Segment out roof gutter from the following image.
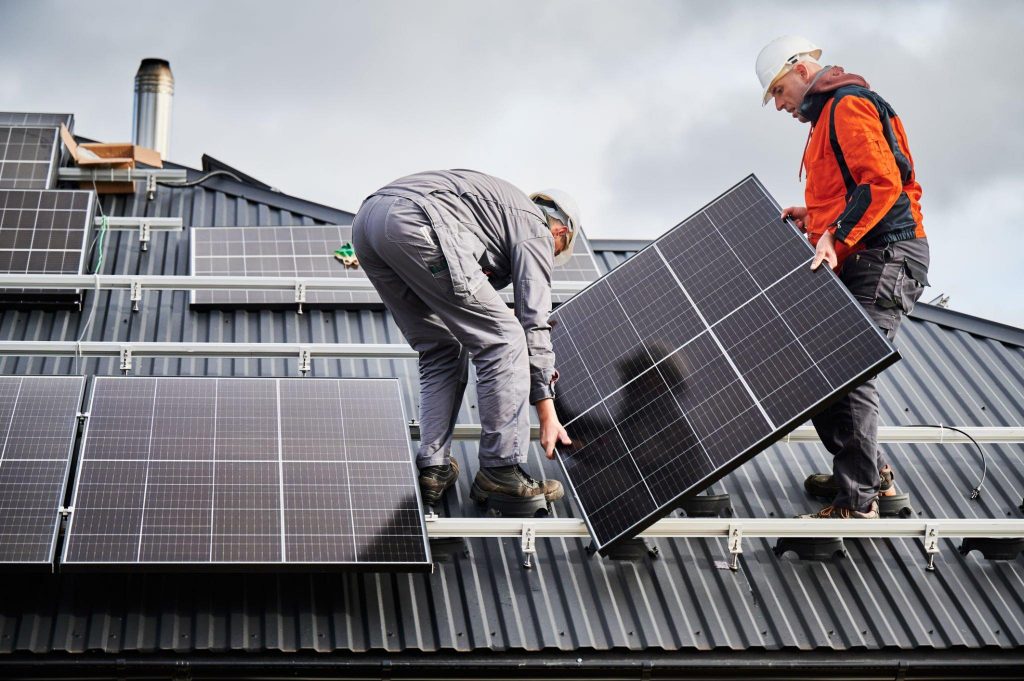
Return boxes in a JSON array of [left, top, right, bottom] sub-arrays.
[[1, 650, 1022, 680]]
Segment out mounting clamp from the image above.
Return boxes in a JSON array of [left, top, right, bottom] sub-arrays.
[[923, 523, 940, 572], [294, 281, 307, 314], [521, 523, 537, 569], [298, 348, 312, 375], [119, 346, 132, 374], [145, 174, 157, 201], [130, 280, 143, 312], [727, 523, 743, 571], [139, 221, 152, 252], [58, 506, 74, 517]]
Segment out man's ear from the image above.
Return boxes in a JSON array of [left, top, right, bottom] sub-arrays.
[[551, 222, 569, 237], [794, 62, 810, 82]]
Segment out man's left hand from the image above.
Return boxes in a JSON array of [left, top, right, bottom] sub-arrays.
[[811, 231, 838, 271]]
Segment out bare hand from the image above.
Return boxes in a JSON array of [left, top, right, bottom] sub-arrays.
[[811, 231, 838, 271], [536, 398, 572, 459], [781, 206, 808, 233]]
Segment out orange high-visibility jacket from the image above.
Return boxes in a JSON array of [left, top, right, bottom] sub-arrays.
[[800, 74, 926, 258]]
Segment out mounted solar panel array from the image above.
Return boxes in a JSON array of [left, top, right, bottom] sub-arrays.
[[0, 376, 84, 566], [551, 175, 898, 553], [62, 377, 430, 570], [0, 189, 94, 307], [0, 126, 61, 190], [189, 223, 602, 309]]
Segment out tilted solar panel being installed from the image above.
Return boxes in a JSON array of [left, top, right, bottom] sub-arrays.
[[0, 112, 74, 129], [62, 377, 430, 571], [550, 175, 898, 553], [0, 376, 85, 566], [189, 223, 602, 309]]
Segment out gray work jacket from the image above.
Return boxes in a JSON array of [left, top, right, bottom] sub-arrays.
[[371, 169, 557, 403]]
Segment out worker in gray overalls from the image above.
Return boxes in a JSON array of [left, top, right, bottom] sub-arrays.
[[352, 170, 578, 507]]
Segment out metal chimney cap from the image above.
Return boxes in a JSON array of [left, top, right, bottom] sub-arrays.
[[135, 58, 174, 95]]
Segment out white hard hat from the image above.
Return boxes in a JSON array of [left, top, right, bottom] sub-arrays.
[[530, 188, 581, 266], [755, 35, 822, 105]]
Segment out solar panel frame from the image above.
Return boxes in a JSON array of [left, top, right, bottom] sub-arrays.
[[0, 112, 74, 129], [0, 125, 61, 190], [61, 376, 431, 572], [0, 375, 85, 568], [550, 175, 899, 554], [0, 188, 95, 307], [189, 223, 602, 309]]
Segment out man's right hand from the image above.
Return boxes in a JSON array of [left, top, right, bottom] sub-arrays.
[[781, 206, 808, 232], [536, 398, 572, 460]]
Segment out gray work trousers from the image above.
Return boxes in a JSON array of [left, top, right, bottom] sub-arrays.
[[351, 194, 531, 470], [813, 238, 930, 511]]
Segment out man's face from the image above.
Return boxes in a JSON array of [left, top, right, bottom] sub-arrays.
[[769, 66, 811, 123]]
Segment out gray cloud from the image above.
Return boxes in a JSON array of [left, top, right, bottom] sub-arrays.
[[0, 0, 1021, 325]]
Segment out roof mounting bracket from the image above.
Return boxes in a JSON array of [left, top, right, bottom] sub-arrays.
[[520, 523, 537, 569], [145, 173, 157, 201], [130, 280, 142, 312], [119, 346, 132, 374], [294, 281, 307, 315], [138, 221, 151, 251], [298, 348, 312, 375], [727, 523, 743, 571], [923, 523, 940, 572]]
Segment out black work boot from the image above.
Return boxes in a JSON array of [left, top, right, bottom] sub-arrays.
[[804, 466, 897, 500], [470, 464, 564, 504], [418, 458, 460, 506]]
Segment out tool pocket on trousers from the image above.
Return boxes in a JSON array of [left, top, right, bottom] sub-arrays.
[[433, 222, 488, 298], [875, 256, 926, 314], [840, 248, 886, 304]]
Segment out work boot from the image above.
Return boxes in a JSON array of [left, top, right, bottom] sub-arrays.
[[470, 464, 564, 504], [798, 500, 879, 519], [804, 466, 897, 499], [418, 458, 460, 506]]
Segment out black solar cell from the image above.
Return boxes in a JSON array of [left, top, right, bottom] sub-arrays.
[[551, 175, 898, 552]]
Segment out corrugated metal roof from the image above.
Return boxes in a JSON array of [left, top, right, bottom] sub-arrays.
[[1, 174, 1022, 673]]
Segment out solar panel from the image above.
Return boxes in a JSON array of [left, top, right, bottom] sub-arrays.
[[551, 175, 898, 553], [0, 126, 61, 190], [0, 376, 85, 565], [0, 188, 94, 307], [62, 377, 430, 570], [189, 224, 602, 308], [0, 112, 74, 129]]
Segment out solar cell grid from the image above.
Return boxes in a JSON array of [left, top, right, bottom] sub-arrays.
[[0, 126, 60, 190], [0, 376, 85, 565], [0, 112, 74, 128], [190, 223, 602, 308], [63, 377, 430, 570], [550, 175, 898, 552]]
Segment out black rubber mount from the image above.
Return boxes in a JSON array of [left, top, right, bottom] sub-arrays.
[[959, 537, 1024, 561], [602, 538, 660, 561], [878, 492, 914, 518], [480, 491, 550, 518], [677, 493, 733, 518], [773, 537, 848, 561]]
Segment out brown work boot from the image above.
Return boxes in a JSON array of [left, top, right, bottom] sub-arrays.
[[418, 457, 460, 506], [798, 501, 879, 519], [804, 467, 897, 499], [470, 464, 564, 504]]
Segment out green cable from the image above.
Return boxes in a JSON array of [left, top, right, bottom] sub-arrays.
[[94, 215, 108, 273]]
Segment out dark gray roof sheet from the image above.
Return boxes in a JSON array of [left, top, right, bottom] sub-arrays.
[[0, 175, 1022, 668]]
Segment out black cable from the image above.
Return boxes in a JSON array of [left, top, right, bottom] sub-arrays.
[[906, 423, 987, 500], [161, 169, 246, 188]]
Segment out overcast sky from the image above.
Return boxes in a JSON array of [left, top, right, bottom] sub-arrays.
[[2, 0, 1021, 326]]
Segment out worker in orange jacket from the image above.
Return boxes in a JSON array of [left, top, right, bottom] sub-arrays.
[[756, 36, 931, 519]]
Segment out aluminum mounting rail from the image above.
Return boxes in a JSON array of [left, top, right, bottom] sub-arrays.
[[58, 167, 189, 182], [424, 515, 1024, 569], [93, 216, 184, 251], [0, 274, 589, 297]]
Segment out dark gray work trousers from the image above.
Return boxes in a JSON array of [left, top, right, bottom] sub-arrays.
[[352, 194, 531, 471], [812, 237, 930, 511]]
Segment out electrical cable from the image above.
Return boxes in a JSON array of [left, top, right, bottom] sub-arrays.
[[73, 180, 108, 376], [906, 423, 987, 500], [161, 169, 245, 188]]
